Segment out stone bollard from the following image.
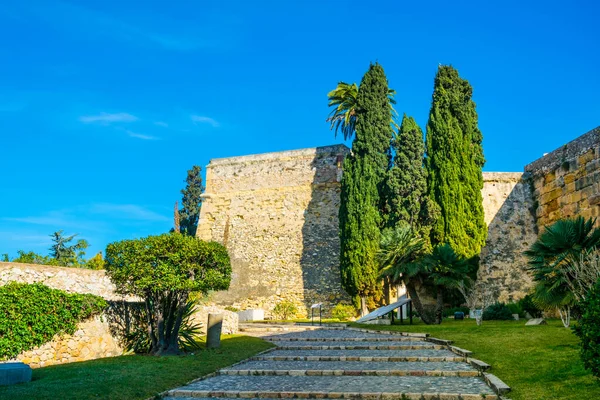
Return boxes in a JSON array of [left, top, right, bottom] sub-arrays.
[[206, 313, 223, 349]]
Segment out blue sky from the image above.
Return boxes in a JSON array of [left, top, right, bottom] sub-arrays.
[[0, 0, 598, 259]]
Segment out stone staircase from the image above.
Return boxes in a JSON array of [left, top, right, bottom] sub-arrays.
[[163, 326, 510, 400]]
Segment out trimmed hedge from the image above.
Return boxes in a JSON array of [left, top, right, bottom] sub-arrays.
[[0, 282, 107, 360], [482, 302, 514, 320]]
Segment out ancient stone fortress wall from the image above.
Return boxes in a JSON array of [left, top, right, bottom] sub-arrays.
[[197, 145, 351, 317], [478, 173, 538, 302], [525, 126, 600, 229]]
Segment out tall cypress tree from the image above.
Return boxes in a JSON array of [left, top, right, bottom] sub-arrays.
[[179, 165, 204, 236], [339, 63, 394, 314], [386, 114, 428, 229], [425, 65, 486, 258]]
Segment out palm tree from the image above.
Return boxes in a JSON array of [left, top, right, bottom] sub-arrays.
[[377, 225, 436, 324], [524, 216, 600, 327], [418, 244, 470, 324], [326, 81, 398, 140]]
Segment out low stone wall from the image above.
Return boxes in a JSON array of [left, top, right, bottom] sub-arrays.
[[14, 316, 122, 369], [192, 306, 239, 335], [0, 262, 125, 300]]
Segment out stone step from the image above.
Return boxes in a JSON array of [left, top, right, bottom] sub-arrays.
[[273, 341, 441, 350], [257, 348, 464, 362], [260, 329, 416, 341], [266, 336, 423, 342], [166, 375, 496, 399], [220, 360, 479, 377]]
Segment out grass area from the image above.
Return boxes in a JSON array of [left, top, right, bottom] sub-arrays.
[[0, 335, 273, 400], [251, 318, 343, 324], [351, 319, 600, 400]]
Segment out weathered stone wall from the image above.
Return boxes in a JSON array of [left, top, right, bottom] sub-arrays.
[[478, 173, 538, 302], [526, 126, 600, 229], [197, 145, 351, 317], [0, 262, 125, 300], [13, 316, 122, 368]]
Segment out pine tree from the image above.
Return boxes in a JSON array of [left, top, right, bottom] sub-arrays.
[[179, 166, 204, 236], [339, 63, 394, 314], [425, 65, 486, 258]]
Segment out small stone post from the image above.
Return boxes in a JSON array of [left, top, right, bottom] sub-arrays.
[[206, 313, 223, 349]]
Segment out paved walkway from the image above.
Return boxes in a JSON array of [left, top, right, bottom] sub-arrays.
[[164, 325, 509, 400]]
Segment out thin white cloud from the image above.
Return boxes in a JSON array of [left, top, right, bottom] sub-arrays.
[[5, 211, 72, 226], [154, 121, 169, 128], [90, 204, 169, 222], [126, 130, 159, 140], [191, 115, 220, 128], [79, 112, 138, 124]]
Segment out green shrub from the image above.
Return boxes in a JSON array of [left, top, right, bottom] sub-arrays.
[[272, 300, 298, 320], [224, 306, 239, 312], [573, 279, 600, 379], [507, 302, 525, 318], [443, 306, 470, 318], [482, 302, 514, 320], [519, 294, 543, 318], [0, 282, 107, 360], [331, 303, 356, 321]]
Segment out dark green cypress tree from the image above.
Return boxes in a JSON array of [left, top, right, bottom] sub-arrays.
[[425, 65, 486, 258], [179, 165, 204, 236], [386, 114, 428, 228], [339, 63, 394, 313]]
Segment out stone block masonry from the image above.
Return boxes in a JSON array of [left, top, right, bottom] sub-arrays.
[[197, 145, 352, 317], [525, 126, 600, 229]]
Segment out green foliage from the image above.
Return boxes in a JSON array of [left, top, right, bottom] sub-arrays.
[[326, 81, 397, 140], [85, 252, 105, 270], [49, 231, 89, 267], [124, 299, 203, 354], [272, 300, 298, 320], [331, 303, 357, 321], [179, 165, 204, 236], [385, 114, 437, 247], [11, 250, 60, 266], [443, 306, 470, 318], [105, 233, 231, 355], [507, 302, 525, 318], [518, 294, 543, 318], [573, 279, 600, 379], [1, 254, 8, 262], [525, 217, 600, 309], [483, 302, 514, 320], [425, 65, 486, 258], [0, 282, 106, 360], [378, 225, 425, 283], [224, 306, 240, 312], [339, 63, 394, 308]]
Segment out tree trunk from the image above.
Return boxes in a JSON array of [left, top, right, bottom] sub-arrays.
[[384, 278, 392, 305], [435, 286, 444, 324], [405, 281, 435, 325], [360, 296, 369, 317], [558, 306, 571, 328]]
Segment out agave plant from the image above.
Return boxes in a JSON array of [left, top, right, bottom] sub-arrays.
[[524, 216, 600, 327]]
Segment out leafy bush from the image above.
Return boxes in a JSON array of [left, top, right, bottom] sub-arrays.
[[507, 302, 525, 318], [105, 233, 231, 355], [224, 306, 239, 312], [331, 303, 356, 321], [0, 282, 106, 360], [573, 279, 600, 378], [519, 294, 543, 318], [272, 300, 298, 320], [123, 299, 203, 354], [482, 302, 514, 320], [443, 306, 470, 318]]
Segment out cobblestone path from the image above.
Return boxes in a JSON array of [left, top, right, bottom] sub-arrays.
[[164, 326, 509, 400]]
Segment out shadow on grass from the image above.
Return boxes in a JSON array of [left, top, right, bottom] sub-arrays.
[[0, 335, 274, 400]]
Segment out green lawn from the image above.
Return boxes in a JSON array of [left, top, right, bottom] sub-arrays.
[[0, 335, 273, 400], [351, 319, 600, 400]]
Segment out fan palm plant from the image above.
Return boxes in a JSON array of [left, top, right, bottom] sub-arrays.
[[524, 216, 600, 327], [326, 81, 398, 140], [417, 244, 470, 324], [377, 225, 436, 324]]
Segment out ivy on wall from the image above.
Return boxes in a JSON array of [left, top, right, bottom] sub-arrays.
[[0, 282, 107, 360]]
